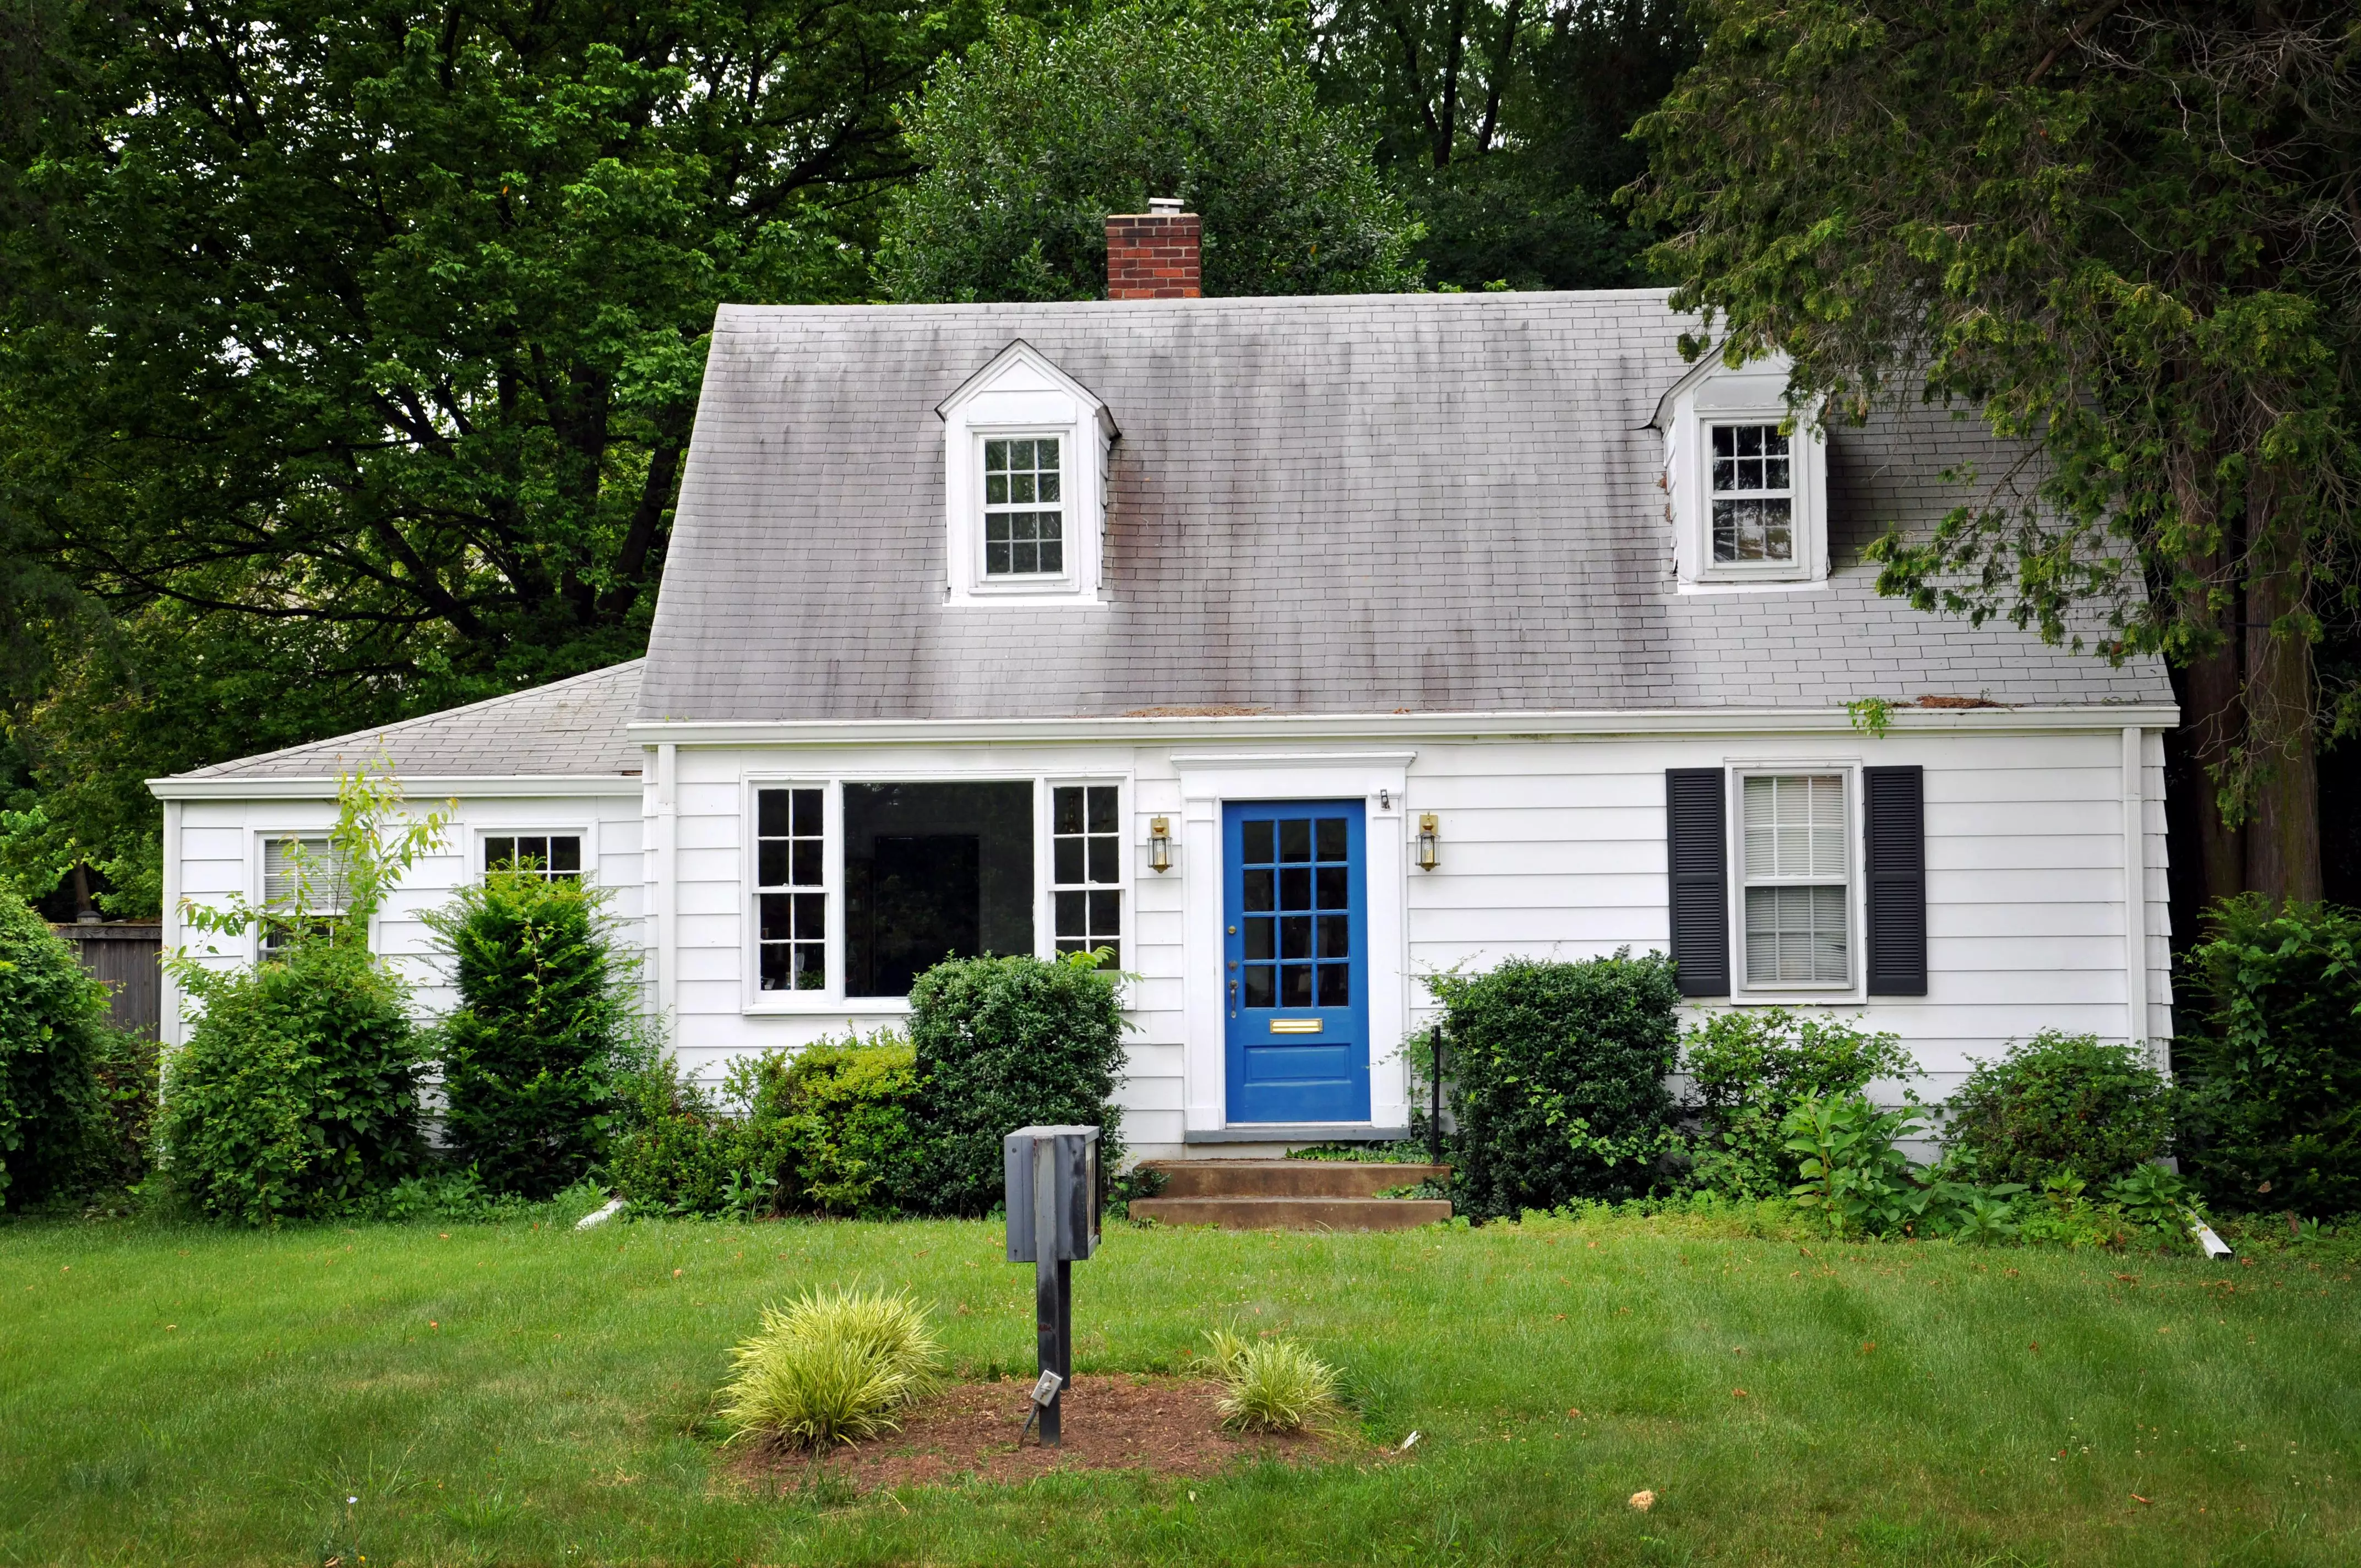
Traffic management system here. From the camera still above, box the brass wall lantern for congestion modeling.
[1148,816,1172,873]
[1416,813,1440,871]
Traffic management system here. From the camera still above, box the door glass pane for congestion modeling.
[1318,963,1351,1006]
[1315,866,1348,908]
[1244,869,1275,911]
[1244,918,1275,960]
[1315,819,1347,861]
[1244,965,1275,1008]
[1280,916,1312,960]
[1317,914,1350,958]
[1243,820,1274,862]
[1280,964,1313,1007]
[1279,820,1312,861]
[1279,867,1311,910]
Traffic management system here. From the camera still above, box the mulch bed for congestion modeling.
[733,1374,1354,1493]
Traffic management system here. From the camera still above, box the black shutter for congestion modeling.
[1665,769,1729,997]
[1864,765,1928,995]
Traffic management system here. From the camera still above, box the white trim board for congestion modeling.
[151,775,643,801]
[628,705,2180,749]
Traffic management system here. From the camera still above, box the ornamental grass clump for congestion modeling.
[1198,1329,1347,1435]
[719,1287,944,1451]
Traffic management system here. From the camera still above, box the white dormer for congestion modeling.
[1651,350,1829,592]
[937,341,1118,606]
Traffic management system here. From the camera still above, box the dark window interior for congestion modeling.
[845,782,1033,998]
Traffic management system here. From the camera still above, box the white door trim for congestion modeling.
[1174,752,1414,1135]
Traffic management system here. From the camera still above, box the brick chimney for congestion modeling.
[1106,198,1201,300]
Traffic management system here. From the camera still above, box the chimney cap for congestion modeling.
[1147,197,1183,216]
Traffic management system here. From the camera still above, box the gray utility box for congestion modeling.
[1004,1125,1101,1263]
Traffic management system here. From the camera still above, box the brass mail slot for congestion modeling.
[1269,1019,1324,1035]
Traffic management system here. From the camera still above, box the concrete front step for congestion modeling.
[1139,1158,1450,1199]
[1129,1195,1454,1231]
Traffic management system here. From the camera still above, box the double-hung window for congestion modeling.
[755,788,826,990]
[485,834,581,880]
[1051,785,1121,966]
[1710,423,1794,565]
[982,437,1062,576]
[1740,774,1850,986]
[260,833,346,958]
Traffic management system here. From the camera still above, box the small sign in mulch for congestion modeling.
[734,1374,1352,1494]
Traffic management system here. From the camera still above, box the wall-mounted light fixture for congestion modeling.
[1149,816,1172,873]
[1416,813,1440,871]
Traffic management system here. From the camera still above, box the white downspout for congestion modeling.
[160,797,183,1053]
[655,742,679,1039]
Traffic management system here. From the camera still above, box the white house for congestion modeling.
[151,212,2176,1160]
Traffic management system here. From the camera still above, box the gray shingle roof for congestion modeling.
[174,660,644,781]
[640,290,2171,721]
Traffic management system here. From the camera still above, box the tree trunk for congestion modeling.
[2240,489,2322,903]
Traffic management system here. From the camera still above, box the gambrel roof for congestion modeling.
[639,290,2170,723]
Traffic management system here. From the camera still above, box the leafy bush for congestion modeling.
[719,1287,944,1451]
[905,952,1128,1217]
[724,1030,922,1217]
[84,1024,159,1199]
[1199,1329,1347,1435]
[1430,951,1683,1219]
[604,1056,755,1217]
[160,940,425,1224]
[0,884,108,1208]
[425,871,640,1197]
[1681,1008,1914,1198]
[2179,896,2361,1216]
[1941,1031,2173,1188]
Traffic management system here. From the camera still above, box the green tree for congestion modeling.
[1312,0,1698,289]
[425,869,639,1197]
[0,880,108,1208]
[879,3,1422,301]
[0,0,991,895]
[1631,1,2361,905]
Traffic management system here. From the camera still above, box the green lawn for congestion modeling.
[2,1208,2355,1566]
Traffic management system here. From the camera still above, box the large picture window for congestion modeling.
[844,782,1035,998]
[1051,785,1120,967]
[1740,774,1850,986]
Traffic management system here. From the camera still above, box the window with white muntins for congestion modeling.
[1051,784,1122,967]
[1740,774,1851,987]
[755,787,827,991]
[983,437,1063,576]
[485,834,582,880]
[938,340,1114,603]
[1653,353,1827,589]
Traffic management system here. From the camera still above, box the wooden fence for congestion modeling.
[51,922,164,1039]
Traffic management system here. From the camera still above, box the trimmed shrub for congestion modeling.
[1940,1031,2173,1189]
[0,885,108,1208]
[905,952,1128,1217]
[1682,1007,1914,1198]
[1432,950,1683,1218]
[426,871,637,1197]
[2180,896,2361,1216]
[725,1031,923,1217]
[605,1057,757,1217]
[160,941,424,1224]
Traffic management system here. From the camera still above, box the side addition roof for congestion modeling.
[161,660,645,783]
[640,290,2173,722]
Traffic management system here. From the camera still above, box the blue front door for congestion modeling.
[1223,801,1370,1124]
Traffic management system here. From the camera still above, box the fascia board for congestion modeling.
[624,704,2182,749]
[149,774,645,802]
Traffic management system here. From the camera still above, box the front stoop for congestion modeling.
[1129,1159,1452,1231]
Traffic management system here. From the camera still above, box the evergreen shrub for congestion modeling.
[905,952,1127,1216]
[160,941,424,1224]
[1940,1030,2173,1188]
[723,1030,922,1217]
[1682,1007,1914,1197]
[1432,950,1683,1219]
[2180,896,2361,1216]
[0,884,108,1207]
[605,1057,748,1217]
[426,870,638,1197]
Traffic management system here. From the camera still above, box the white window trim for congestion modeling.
[253,826,351,961]
[472,824,594,883]
[938,341,1116,607]
[1655,353,1830,591]
[1726,761,1863,997]
[742,777,841,1012]
[1039,775,1133,968]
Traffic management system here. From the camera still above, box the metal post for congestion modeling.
[1430,1019,1444,1167]
[1032,1137,1064,1444]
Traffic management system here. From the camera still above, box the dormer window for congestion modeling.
[983,437,1063,575]
[1710,423,1794,564]
[1652,352,1829,591]
[938,341,1115,604]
